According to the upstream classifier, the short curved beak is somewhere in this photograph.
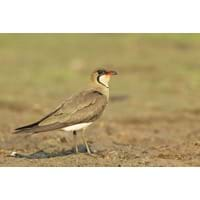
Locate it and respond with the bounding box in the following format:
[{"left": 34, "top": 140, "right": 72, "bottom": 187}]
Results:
[{"left": 107, "top": 70, "right": 118, "bottom": 76}]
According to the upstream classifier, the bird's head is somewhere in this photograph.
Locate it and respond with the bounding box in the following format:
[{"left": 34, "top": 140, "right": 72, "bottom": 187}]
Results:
[{"left": 91, "top": 69, "right": 118, "bottom": 88}]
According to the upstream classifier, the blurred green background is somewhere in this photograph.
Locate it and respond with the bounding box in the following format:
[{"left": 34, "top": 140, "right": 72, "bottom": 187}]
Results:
[{"left": 1, "top": 34, "right": 200, "bottom": 123}]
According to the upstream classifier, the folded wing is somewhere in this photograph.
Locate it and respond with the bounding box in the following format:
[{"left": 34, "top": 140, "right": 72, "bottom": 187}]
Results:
[{"left": 14, "top": 90, "right": 107, "bottom": 134}]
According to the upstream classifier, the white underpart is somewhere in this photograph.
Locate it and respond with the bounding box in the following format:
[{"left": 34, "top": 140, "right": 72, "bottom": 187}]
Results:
[
  {"left": 62, "top": 122, "right": 92, "bottom": 132},
  {"left": 99, "top": 75, "right": 110, "bottom": 87}
]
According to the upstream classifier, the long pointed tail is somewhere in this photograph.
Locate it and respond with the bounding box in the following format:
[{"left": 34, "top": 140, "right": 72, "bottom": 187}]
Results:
[{"left": 14, "top": 121, "right": 39, "bottom": 134}]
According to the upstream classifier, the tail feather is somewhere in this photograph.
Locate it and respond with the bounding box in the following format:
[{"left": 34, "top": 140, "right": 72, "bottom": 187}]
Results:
[
  {"left": 14, "top": 105, "right": 63, "bottom": 134},
  {"left": 14, "top": 121, "right": 65, "bottom": 134},
  {"left": 14, "top": 121, "right": 39, "bottom": 134}
]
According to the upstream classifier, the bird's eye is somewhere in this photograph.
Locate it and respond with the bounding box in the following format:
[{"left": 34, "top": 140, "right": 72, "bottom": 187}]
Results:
[{"left": 97, "top": 70, "right": 106, "bottom": 75}]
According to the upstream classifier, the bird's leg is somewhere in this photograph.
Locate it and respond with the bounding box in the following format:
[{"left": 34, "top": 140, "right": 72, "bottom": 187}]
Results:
[
  {"left": 73, "top": 131, "right": 79, "bottom": 153},
  {"left": 81, "top": 129, "right": 92, "bottom": 155}
]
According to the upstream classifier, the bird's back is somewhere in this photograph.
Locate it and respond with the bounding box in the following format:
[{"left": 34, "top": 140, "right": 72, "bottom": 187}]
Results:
[{"left": 14, "top": 88, "right": 108, "bottom": 134}]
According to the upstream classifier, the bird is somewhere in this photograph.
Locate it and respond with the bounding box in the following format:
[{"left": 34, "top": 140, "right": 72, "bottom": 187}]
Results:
[{"left": 14, "top": 69, "right": 118, "bottom": 155}]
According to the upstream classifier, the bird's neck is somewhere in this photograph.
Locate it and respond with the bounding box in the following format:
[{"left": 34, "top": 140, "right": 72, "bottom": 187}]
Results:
[
  {"left": 91, "top": 83, "right": 110, "bottom": 100},
  {"left": 99, "top": 86, "right": 110, "bottom": 100}
]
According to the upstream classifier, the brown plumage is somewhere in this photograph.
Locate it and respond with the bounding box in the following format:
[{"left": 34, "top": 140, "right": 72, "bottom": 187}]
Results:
[
  {"left": 15, "top": 89, "right": 107, "bottom": 134},
  {"left": 14, "top": 69, "right": 117, "bottom": 154}
]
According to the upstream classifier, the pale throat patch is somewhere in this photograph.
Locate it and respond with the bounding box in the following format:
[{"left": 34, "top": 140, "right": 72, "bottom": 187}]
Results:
[{"left": 99, "top": 75, "right": 111, "bottom": 87}]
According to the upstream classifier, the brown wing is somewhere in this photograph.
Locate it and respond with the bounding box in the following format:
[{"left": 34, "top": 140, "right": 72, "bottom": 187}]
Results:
[{"left": 15, "top": 90, "right": 107, "bottom": 134}]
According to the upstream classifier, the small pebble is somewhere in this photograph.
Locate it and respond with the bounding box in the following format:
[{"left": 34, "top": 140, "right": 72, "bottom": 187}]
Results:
[{"left": 10, "top": 151, "right": 17, "bottom": 157}]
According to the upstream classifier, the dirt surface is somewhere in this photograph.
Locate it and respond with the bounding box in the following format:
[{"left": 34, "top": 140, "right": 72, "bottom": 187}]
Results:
[{"left": 1, "top": 111, "right": 200, "bottom": 166}]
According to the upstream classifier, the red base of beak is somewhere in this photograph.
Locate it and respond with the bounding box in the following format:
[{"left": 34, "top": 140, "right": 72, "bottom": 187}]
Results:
[{"left": 107, "top": 71, "right": 118, "bottom": 76}]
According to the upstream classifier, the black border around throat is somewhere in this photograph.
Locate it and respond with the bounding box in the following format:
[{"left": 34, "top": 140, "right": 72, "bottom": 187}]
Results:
[{"left": 97, "top": 75, "right": 109, "bottom": 88}]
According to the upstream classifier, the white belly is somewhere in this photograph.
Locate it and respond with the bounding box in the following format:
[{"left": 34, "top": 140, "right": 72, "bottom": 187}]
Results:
[{"left": 62, "top": 122, "right": 92, "bottom": 132}]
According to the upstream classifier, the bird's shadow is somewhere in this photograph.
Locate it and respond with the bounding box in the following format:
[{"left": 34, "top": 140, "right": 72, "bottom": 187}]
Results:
[{"left": 10, "top": 145, "right": 89, "bottom": 159}]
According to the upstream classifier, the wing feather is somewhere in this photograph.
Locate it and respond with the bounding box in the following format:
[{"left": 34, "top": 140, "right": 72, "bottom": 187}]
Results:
[{"left": 15, "top": 89, "right": 108, "bottom": 134}]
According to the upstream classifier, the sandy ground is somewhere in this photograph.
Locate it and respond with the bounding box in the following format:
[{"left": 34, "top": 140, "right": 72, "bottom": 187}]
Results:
[{"left": 1, "top": 109, "right": 200, "bottom": 166}]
